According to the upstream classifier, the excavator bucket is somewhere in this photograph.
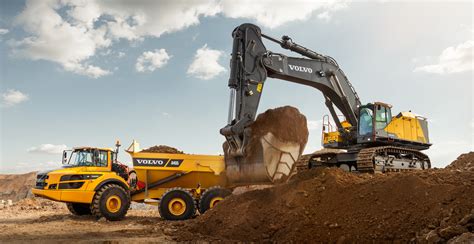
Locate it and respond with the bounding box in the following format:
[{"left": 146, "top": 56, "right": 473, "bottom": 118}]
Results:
[{"left": 225, "top": 132, "right": 303, "bottom": 185}]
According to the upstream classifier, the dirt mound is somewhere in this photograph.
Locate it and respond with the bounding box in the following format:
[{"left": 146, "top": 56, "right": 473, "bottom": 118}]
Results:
[
  {"left": 0, "top": 172, "right": 36, "bottom": 202},
  {"left": 178, "top": 166, "right": 474, "bottom": 242},
  {"left": 446, "top": 152, "right": 474, "bottom": 171},
  {"left": 141, "top": 145, "right": 183, "bottom": 154}
]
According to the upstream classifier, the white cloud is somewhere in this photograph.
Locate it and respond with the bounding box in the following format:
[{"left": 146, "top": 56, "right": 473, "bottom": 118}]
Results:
[
  {"left": 414, "top": 40, "right": 473, "bottom": 74},
  {"left": 11, "top": 0, "right": 349, "bottom": 77},
  {"left": 117, "top": 52, "right": 125, "bottom": 58},
  {"left": 27, "top": 144, "right": 68, "bottom": 154},
  {"left": 2, "top": 89, "right": 29, "bottom": 107},
  {"left": 307, "top": 120, "right": 323, "bottom": 130},
  {"left": 187, "top": 44, "right": 226, "bottom": 80},
  {"left": 0, "top": 28, "right": 9, "bottom": 35},
  {"left": 135, "top": 49, "right": 171, "bottom": 72},
  {"left": 63, "top": 63, "right": 111, "bottom": 78},
  {"left": 12, "top": 0, "right": 111, "bottom": 78},
  {"left": 220, "top": 0, "right": 349, "bottom": 28}
]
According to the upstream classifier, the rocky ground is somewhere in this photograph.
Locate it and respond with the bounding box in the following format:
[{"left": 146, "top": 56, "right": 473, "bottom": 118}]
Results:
[
  {"left": 0, "top": 152, "right": 473, "bottom": 243},
  {"left": 0, "top": 198, "right": 171, "bottom": 243}
]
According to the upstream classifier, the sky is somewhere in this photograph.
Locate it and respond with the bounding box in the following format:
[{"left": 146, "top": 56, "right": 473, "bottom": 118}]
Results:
[{"left": 0, "top": 0, "right": 472, "bottom": 173}]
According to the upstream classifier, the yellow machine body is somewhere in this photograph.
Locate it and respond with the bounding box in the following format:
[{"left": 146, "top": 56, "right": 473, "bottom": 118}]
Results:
[
  {"left": 322, "top": 120, "right": 351, "bottom": 145},
  {"left": 383, "top": 111, "right": 429, "bottom": 144},
  {"left": 322, "top": 100, "right": 430, "bottom": 148},
  {"left": 32, "top": 148, "right": 128, "bottom": 204},
  {"left": 32, "top": 143, "right": 227, "bottom": 207},
  {"left": 128, "top": 150, "right": 226, "bottom": 203}
]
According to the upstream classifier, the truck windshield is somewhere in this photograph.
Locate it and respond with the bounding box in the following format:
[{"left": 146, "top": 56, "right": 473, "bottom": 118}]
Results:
[{"left": 65, "top": 150, "right": 108, "bottom": 167}]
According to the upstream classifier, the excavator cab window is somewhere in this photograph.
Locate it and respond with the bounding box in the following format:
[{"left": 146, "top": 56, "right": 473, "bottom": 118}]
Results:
[
  {"left": 358, "top": 107, "right": 373, "bottom": 136},
  {"left": 375, "top": 104, "right": 392, "bottom": 130}
]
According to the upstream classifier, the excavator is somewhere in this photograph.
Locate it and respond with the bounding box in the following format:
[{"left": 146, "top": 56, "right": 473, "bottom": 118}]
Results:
[{"left": 220, "top": 23, "right": 432, "bottom": 184}]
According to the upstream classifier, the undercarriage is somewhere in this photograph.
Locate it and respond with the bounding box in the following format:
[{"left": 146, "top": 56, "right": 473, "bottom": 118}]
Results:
[{"left": 297, "top": 146, "right": 431, "bottom": 174}]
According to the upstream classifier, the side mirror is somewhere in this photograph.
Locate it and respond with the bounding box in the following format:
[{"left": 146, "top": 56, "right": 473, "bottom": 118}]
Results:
[{"left": 62, "top": 151, "right": 68, "bottom": 164}]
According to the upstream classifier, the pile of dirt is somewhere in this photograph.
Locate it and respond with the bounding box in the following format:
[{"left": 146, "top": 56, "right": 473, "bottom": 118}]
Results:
[
  {"left": 177, "top": 166, "right": 473, "bottom": 242},
  {"left": 0, "top": 172, "right": 36, "bottom": 202},
  {"left": 446, "top": 152, "right": 474, "bottom": 171},
  {"left": 140, "top": 145, "right": 184, "bottom": 154}
]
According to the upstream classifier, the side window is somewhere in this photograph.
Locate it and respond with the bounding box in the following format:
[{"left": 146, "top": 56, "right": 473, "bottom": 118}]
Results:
[
  {"left": 97, "top": 151, "right": 108, "bottom": 167},
  {"left": 111, "top": 152, "right": 116, "bottom": 163},
  {"left": 359, "top": 108, "right": 373, "bottom": 136},
  {"left": 375, "top": 105, "right": 388, "bottom": 130}
]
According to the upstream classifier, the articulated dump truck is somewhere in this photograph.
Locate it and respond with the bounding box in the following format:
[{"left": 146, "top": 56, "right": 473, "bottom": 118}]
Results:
[{"left": 32, "top": 141, "right": 230, "bottom": 221}]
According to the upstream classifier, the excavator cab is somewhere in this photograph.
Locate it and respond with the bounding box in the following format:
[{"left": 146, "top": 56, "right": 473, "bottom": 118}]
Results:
[{"left": 358, "top": 102, "right": 392, "bottom": 141}]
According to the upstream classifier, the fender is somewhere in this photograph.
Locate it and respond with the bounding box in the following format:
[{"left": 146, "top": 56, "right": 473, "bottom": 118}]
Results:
[{"left": 94, "top": 178, "right": 129, "bottom": 191}]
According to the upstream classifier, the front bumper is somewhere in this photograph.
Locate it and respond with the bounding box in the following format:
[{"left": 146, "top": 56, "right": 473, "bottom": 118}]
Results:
[{"left": 32, "top": 188, "right": 95, "bottom": 204}]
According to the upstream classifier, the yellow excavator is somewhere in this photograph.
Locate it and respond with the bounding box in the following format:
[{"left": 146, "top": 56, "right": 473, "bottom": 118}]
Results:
[{"left": 220, "top": 23, "right": 431, "bottom": 185}]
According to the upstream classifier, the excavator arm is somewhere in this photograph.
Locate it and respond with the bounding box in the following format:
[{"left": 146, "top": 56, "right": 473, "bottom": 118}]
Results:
[{"left": 221, "top": 23, "right": 362, "bottom": 184}]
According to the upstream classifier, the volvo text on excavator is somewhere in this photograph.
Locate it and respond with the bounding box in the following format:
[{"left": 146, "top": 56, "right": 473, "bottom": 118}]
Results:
[{"left": 220, "top": 23, "right": 431, "bottom": 184}]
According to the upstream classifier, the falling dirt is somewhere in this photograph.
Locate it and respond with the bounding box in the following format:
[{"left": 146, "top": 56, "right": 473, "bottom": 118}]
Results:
[
  {"left": 245, "top": 106, "right": 309, "bottom": 157},
  {"left": 249, "top": 106, "right": 309, "bottom": 148},
  {"left": 140, "top": 145, "right": 184, "bottom": 154},
  {"left": 223, "top": 106, "right": 309, "bottom": 183}
]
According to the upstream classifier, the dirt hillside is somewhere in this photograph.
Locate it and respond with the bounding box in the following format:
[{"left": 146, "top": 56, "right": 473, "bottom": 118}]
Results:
[
  {"left": 176, "top": 154, "right": 474, "bottom": 242},
  {"left": 446, "top": 152, "right": 474, "bottom": 171},
  {"left": 0, "top": 172, "right": 36, "bottom": 202}
]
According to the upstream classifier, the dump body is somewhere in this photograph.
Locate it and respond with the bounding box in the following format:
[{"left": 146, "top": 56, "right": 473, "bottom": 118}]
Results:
[{"left": 128, "top": 151, "right": 227, "bottom": 202}]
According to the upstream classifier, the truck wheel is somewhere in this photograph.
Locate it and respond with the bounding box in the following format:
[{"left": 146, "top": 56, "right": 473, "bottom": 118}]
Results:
[
  {"left": 91, "top": 184, "right": 130, "bottom": 221},
  {"left": 198, "top": 186, "right": 232, "bottom": 214},
  {"left": 66, "top": 203, "right": 91, "bottom": 215},
  {"left": 159, "top": 188, "right": 196, "bottom": 221}
]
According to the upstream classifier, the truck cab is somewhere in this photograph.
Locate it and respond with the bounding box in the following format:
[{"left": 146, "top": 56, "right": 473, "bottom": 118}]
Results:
[{"left": 32, "top": 145, "right": 132, "bottom": 221}]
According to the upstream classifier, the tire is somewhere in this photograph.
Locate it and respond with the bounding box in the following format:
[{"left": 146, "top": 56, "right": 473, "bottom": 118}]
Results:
[
  {"left": 66, "top": 202, "right": 91, "bottom": 215},
  {"left": 159, "top": 188, "right": 196, "bottom": 221},
  {"left": 198, "top": 186, "right": 232, "bottom": 214},
  {"left": 91, "top": 184, "right": 130, "bottom": 221}
]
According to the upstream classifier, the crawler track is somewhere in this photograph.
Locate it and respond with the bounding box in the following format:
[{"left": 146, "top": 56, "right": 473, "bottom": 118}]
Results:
[
  {"left": 356, "top": 146, "right": 431, "bottom": 173},
  {"left": 297, "top": 146, "right": 431, "bottom": 174}
]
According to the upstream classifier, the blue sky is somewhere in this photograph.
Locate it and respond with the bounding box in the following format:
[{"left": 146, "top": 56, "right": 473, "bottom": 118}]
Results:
[{"left": 0, "top": 0, "right": 472, "bottom": 173}]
